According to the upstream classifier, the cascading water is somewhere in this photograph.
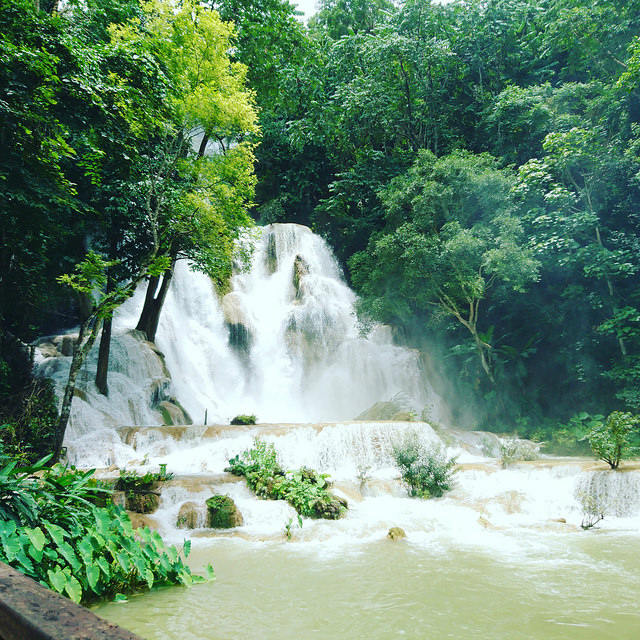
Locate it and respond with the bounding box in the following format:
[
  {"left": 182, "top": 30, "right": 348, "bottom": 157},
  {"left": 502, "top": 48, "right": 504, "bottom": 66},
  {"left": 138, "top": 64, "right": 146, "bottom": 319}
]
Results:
[
  {"left": 34, "top": 227, "right": 640, "bottom": 639},
  {"left": 142, "top": 223, "right": 440, "bottom": 424},
  {"left": 38, "top": 223, "right": 444, "bottom": 442}
]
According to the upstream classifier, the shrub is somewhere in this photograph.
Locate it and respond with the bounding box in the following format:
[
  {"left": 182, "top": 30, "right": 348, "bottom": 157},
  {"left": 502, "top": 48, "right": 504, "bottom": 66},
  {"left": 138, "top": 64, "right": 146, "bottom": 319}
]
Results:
[
  {"left": 230, "top": 414, "right": 257, "bottom": 425},
  {"left": 227, "top": 440, "right": 347, "bottom": 519},
  {"left": 114, "top": 468, "right": 174, "bottom": 493},
  {"left": 585, "top": 411, "right": 640, "bottom": 469},
  {"left": 392, "top": 433, "right": 457, "bottom": 498},
  {"left": 499, "top": 438, "right": 539, "bottom": 468},
  {"left": 575, "top": 490, "right": 606, "bottom": 530},
  {"left": 0, "top": 449, "right": 210, "bottom": 603}
]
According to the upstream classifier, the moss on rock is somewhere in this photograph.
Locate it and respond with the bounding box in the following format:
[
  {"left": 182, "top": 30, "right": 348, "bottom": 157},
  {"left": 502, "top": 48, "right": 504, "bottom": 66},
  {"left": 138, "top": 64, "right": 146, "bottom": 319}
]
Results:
[{"left": 206, "top": 495, "right": 244, "bottom": 528}]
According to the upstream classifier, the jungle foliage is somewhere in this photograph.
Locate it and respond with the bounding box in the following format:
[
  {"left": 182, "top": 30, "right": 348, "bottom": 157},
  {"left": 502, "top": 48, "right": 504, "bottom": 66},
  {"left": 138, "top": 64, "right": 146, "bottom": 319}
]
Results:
[
  {"left": 248, "top": 0, "right": 640, "bottom": 431},
  {"left": 0, "top": 447, "right": 210, "bottom": 603}
]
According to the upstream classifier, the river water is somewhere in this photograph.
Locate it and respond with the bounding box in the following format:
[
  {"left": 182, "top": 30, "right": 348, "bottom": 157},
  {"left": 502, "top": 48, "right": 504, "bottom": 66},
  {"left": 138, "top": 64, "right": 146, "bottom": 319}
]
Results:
[{"left": 34, "top": 223, "right": 640, "bottom": 638}]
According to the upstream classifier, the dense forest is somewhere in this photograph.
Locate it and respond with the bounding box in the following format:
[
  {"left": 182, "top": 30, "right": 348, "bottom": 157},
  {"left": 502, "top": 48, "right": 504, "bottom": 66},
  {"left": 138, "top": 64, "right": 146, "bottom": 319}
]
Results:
[{"left": 2, "top": 0, "right": 640, "bottom": 457}]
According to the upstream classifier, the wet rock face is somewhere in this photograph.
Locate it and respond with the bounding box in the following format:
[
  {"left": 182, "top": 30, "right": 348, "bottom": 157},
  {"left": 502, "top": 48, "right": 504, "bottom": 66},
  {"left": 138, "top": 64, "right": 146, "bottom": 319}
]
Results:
[
  {"left": 177, "top": 501, "right": 202, "bottom": 529},
  {"left": 222, "top": 292, "right": 253, "bottom": 353},
  {"left": 292, "top": 254, "right": 309, "bottom": 301},
  {"left": 126, "top": 492, "right": 160, "bottom": 514},
  {"left": 356, "top": 400, "right": 406, "bottom": 421},
  {"left": 266, "top": 232, "right": 278, "bottom": 274},
  {"left": 206, "top": 495, "right": 244, "bottom": 528},
  {"left": 387, "top": 527, "right": 406, "bottom": 541},
  {"left": 158, "top": 399, "right": 192, "bottom": 426}
]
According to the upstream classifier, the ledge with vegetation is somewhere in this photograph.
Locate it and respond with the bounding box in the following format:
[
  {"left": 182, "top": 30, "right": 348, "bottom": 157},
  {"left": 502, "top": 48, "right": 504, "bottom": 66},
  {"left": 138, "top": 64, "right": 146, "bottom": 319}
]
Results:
[{"left": 226, "top": 440, "right": 347, "bottom": 520}]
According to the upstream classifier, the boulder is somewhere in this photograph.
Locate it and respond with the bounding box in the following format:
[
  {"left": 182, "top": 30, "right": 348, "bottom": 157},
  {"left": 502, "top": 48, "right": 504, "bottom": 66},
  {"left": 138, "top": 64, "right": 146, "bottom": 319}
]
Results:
[
  {"left": 37, "top": 342, "right": 59, "bottom": 359},
  {"left": 222, "top": 293, "right": 253, "bottom": 352},
  {"left": 314, "top": 494, "right": 348, "bottom": 520},
  {"left": 112, "top": 491, "right": 127, "bottom": 508},
  {"left": 206, "top": 495, "right": 244, "bottom": 528},
  {"left": 356, "top": 400, "right": 404, "bottom": 421},
  {"left": 158, "top": 400, "right": 192, "bottom": 426},
  {"left": 126, "top": 492, "right": 160, "bottom": 514},
  {"left": 292, "top": 255, "right": 309, "bottom": 300},
  {"left": 177, "top": 501, "right": 203, "bottom": 529},
  {"left": 266, "top": 231, "right": 278, "bottom": 274},
  {"left": 60, "top": 335, "right": 76, "bottom": 357},
  {"left": 387, "top": 527, "right": 406, "bottom": 541}
]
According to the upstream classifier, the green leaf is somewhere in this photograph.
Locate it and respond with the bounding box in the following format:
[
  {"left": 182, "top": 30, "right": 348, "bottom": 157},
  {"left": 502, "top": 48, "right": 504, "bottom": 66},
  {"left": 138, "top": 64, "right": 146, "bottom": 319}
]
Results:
[
  {"left": 43, "top": 522, "right": 66, "bottom": 547},
  {"left": 86, "top": 563, "right": 100, "bottom": 590},
  {"left": 144, "top": 568, "right": 154, "bottom": 589},
  {"left": 114, "top": 593, "right": 128, "bottom": 602},
  {"left": 65, "top": 575, "right": 82, "bottom": 603},
  {"left": 96, "top": 556, "right": 111, "bottom": 578},
  {"left": 25, "top": 527, "right": 46, "bottom": 552},
  {"left": 48, "top": 568, "right": 67, "bottom": 594},
  {"left": 57, "top": 541, "right": 81, "bottom": 571},
  {"left": 116, "top": 552, "right": 131, "bottom": 574},
  {"left": 206, "top": 564, "right": 215, "bottom": 581},
  {"left": 183, "top": 539, "right": 191, "bottom": 557},
  {"left": 77, "top": 536, "right": 94, "bottom": 563}
]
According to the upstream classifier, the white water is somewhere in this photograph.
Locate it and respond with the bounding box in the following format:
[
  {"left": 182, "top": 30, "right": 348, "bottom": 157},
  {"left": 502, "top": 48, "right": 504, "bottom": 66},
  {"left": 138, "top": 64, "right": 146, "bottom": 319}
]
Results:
[
  {"left": 33, "top": 223, "right": 640, "bottom": 637},
  {"left": 83, "top": 420, "right": 640, "bottom": 552},
  {"left": 143, "top": 223, "right": 438, "bottom": 424},
  {"left": 38, "top": 223, "right": 443, "bottom": 440}
]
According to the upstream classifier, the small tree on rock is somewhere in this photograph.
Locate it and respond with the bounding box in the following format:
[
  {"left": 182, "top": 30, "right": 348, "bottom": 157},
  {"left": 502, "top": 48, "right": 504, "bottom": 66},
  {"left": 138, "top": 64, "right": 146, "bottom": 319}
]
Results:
[{"left": 586, "top": 411, "right": 640, "bottom": 469}]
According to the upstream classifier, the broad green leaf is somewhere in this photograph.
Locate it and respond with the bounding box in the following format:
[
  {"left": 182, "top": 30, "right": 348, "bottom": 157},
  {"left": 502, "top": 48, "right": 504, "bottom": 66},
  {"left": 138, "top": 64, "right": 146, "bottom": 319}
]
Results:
[
  {"left": 57, "top": 541, "right": 81, "bottom": 571},
  {"left": 116, "top": 552, "right": 131, "bottom": 574},
  {"left": 86, "top": 563, "right": 100, "bottom": 590},
  {"left": 144, "top": 568, "right": 154, "bottom": 589},
  {"left": 25, "top": 527, "right": 46, "bottom": 552},
  {"left": 96, "top": 556, "right": 111, "bottom": 578},
  {"left": 43, "top": 522, "right": 66, "bottom": 547},
  {"left": 65, "top": 575, "right": 82, "bottom": 603},
  {"left": 48, "top": 568, "right": 67, "bottom": 593},
  {"left": 77, "top": 536, "right": 94, "bottom": 563}
]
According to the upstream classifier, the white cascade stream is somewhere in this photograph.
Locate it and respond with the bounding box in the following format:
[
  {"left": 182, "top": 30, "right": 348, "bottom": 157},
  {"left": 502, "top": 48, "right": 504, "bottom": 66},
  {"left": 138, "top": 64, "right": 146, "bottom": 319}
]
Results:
[
  {"left": 34, "top": 223, "right": 640, "bottom": 557},
  {"left": 37, "top": 223, "right": 443, "bottom": 440}
]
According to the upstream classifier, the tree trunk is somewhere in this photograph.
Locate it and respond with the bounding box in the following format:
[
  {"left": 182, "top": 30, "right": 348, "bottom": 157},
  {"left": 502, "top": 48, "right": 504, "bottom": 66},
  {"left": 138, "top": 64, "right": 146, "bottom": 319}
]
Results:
[
  {"left": 198, "top": 133, "right": 210, "bottom": 158},
  {"left": 135, "top": 260, "right": 175, "bottom": 342},
  {"left": 473, "top": 332, "right": 495, "bottom": 385},
  {"left": 53, "top": 316, "right": 102, "bottom": 461},
  {"left": 95, "top": 273, "right": 114, "bottom": 396},
  {"left": 95, "top": 317, "right": 112, "bottom": 396}
]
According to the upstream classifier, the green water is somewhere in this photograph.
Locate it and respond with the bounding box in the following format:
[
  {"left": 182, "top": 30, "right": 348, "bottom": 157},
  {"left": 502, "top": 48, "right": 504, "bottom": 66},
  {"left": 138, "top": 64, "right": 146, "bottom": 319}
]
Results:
[{"left": 94, "top": 534, "right": 640, "bottom": 639}]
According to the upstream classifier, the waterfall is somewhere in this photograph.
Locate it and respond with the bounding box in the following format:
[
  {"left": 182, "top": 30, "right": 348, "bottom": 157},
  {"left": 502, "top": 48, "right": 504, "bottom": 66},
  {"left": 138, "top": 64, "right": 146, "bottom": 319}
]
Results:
[
  {"left": 145, "top": 223, "right": 441, "bottom": 424},
  {"left": 36, "top": 223, "right": 445, "bottom": 439}
]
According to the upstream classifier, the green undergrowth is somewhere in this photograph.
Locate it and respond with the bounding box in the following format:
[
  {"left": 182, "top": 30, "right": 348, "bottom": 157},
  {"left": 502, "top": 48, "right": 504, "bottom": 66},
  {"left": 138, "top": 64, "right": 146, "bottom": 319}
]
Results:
[
  {"left": 392, "top": 433, "right": 457, "bottom": 498},
  {"left": 114, "top": 468, "right": 174, "bottom": 494},
  {"left": 230, "top": 414, "right": 257, "bottom": 425},
  {"left": 0, "top": 448, "right": 212, "bottom": 603},
  {"left": 226, "top": 440, "right": 347, "bottom": 519}
]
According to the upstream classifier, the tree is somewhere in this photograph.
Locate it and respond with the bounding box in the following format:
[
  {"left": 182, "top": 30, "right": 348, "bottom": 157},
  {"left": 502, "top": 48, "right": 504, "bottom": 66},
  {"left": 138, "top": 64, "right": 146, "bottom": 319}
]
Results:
[
  {"left": 586, "top": 411, "right": 640, "bottom": 469},
  {"left": 350, "top": 151, "right": 539, "bottom": 383},
  {"left": 110, "top": 0, "right": 258, "bottom": 343}
]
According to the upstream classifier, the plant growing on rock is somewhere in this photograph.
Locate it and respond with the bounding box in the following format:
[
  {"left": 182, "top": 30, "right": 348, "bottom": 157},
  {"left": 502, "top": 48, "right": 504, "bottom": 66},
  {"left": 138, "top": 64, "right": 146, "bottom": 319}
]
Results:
[
  {"left": 499, "top": 438, "right": 539, "bottom": 468},
  {"left": 231, "top": 414, "right": 257, "bottom": 425},
  {"left": 392, "top": 433, "right": 457, "bottom": 498},
  {"left": 585, "top": 411, "right": 640, "bottom": 469},
  {"left": 576, "top": 490, "right": 606, "bottom": 530},
  {"left": 114, "top": 468, "right": 174, "bottom": 493},
  {"left": 227, "top": 440, "right": 347, "bottom": 519}
]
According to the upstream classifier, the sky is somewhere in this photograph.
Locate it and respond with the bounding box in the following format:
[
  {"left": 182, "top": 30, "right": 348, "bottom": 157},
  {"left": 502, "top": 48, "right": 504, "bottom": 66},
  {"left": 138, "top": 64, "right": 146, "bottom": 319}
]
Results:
[{"left": 294, "top": 0, "right": 319, "bottom": 21}]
